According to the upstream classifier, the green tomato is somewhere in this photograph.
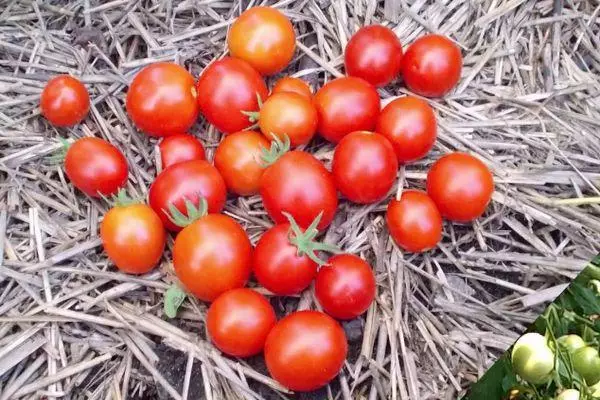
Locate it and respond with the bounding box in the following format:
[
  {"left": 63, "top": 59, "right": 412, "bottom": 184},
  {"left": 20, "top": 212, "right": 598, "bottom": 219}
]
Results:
[
  {"left": 557, "top": 335, "right": 586, "bottom": 354},
  {"left": 556, "top": 389, "right": 580, "bottom": 400},
  {"left": 511, "top": 333, "right": 555, "bottom": 385},
  {"left": 572, "top": 346, "right": 600, "bottom": 385}
]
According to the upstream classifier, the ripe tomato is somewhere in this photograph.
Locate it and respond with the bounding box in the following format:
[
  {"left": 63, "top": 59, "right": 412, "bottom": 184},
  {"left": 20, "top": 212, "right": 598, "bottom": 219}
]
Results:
[
  {"left": 196, "top": 57, "right": 268, "bottom": 134},
  {"left": 264, "top": 310, "right": 347, "bottom": 391},
  {"left": 149, "top": 160, "right": 227, "bottom": 231},
  {"left": 126, "top": 63, "right": 198, "bottom": 137},
  {"left": 401, "top": 34, "right": 462, "bottom": 97},
  {"left": 313, "top": 77, "right": 380, "bottom": 143},
  {"left": 426, "top": 152, "right": 494, "bottom": 222},
  {"left": 332, "top": 131, "right": 398, "bottom": 204},
  {"left": 376, "top": 96, "right": 437, "bottom": 163},
  {"left": 228, "top": 7, "right": 295, "bottom": 76},
  {"left": 272, "top": 76, "right": 312, "bottom": 100},
  {"left": 315, "top": 254, "right": 375, "bottom": 320},
  {"left": 345, "top": 25, "right": 403, "bottom": 87},
  {"left": 386, "top": 190, "right": 442, "bottom": 252},
  {"left": 207, "top": 288, "right": 276, "bottom": 357},
  {"left": 64, "top": 137, "right": 128, "bottom": 197},
  {"left": 158, "top": 134, "right": 205, "bottom": 169},
  {"left": 173, "top": 214, "right": 252, "bottom": 302},
  {"left": 40, "top": 75, "right": 89, "bottom": 127},
  {"left": 214, "top": 131, "right": 269, "bottom": 196},
  {"left": 257, "top": 92, "right": 317, "bottom": 147}
]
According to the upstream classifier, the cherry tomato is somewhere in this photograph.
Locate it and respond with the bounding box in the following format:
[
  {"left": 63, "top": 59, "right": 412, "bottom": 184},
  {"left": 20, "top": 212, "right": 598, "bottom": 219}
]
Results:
[
  {"left": 258, "top": 92, "right": 317, "bottom": 147},
  {"left": 376, "top": 96, "right": 436, "bottom": 163},
  {"left": 314, "top": 77, "right": 380, "bottom": 143},
  {"left": 228, "top": 7, "right": 295, "bottom": 76},
  {"left": 207, "top": 288, "right": 276, "bottom": 357},
  {"left": 264, "top": 310, "right": 347, "bottom": 391},
  {"left": 214, "top": 131, "right": 269, "bottom": 196},
  {"left": 272, "top": 76, "right": 312, "bottom": 100},
  {"left": 386, "top": 190, "right": 442, "bottom": 252},
  {"left": 332, "top": 131, "right": 397, "bottom": 204},
  {"left": 345, "top": 25, "right": 403, "bottom": 87},
  {"left": 126, "top": 63, "right": 198, "bottom": 137},
  {"left": 196, "top": 57, "right": 268, "bottom": 134},
  {"left": 173, "top": 214, "right": 252, "bottom": 302},
  {"left": 573, "top": 347, "right": 600, "bottom": 385},
  {"left": 41, "top": 75, "right": 89, "bottom": 127},
  {"left": 158, "top": 134, "right": 205, "bottom": 169},
  {"left": 426, "top": 152, "right": 494, "bottom": 222},
  {"left": 401, "top": 34, "right": 462, "bottom": 98},
  {"left": 64, "top": 137, "right": 128, "bottom": 197}
]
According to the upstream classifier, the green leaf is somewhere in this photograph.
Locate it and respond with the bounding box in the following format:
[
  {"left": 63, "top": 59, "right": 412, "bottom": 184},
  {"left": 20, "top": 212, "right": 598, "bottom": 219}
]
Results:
[{"left": 164, "top": 284, "right": 186, "bottom": 318}]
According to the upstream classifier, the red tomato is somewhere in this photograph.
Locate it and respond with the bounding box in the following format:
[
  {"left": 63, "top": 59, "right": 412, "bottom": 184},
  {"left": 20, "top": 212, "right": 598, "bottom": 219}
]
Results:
[
  {"left": 315, "top": 254, "right": 375, "bottom": 320},
  {"left": 426, "top": 153, "right": 494, "bottom": 222},
  {"left": 196, "top": 57, "right": 268, "bottom": 134},
  {"left": 64, "top": 137, "right": 128, "bottom": 197},
  {"left": 345, "top": 25, "right": 403, "bottom": 87},
  {"left": 158, "top": 134, "right": 205, "bottom": 169},
  {"left": 207, "top": 288, "right": 276, "bottom": 357},
  {"left": 173, "top": 214, "right": 252, "bottom": 302},
  {"left": 258, "top": 92, "right": 317, "bottom": 147},
  {"left": 41, "top": 75, "right": 89, "bottom": 127},
  {"left": 386, "top": 190, "right": 442, "bottom": 252},
  {"left": 313, "top": 77, "right": 380, "bottom": 143},
  {"left": 332, "top": 131, "right": 398, "bottom": 204},
  {"left": 149, "top": 160, "right": 227, "bottom": 231},
  {"left": 126, "top": 63, "right": 198, "bottom": 137},
  {"left": 228, "top": 7, "right": 295, "bottom": 76},
  {"left": 401, "top": 34, "right": 462, "bottom": 97},
  {"left": 376, "top": 96, "right": 437, "bottom": 163},
  {"left": 272, "top": 77, "right": 312, "bottom": 100},
  {"left": 264, "top": 310, "right": 347, "bottom": 391}
]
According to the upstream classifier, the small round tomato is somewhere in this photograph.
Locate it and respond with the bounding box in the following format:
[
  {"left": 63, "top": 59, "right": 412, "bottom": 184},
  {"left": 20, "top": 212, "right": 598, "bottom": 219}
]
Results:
[
  {"left": 228, "top": 7, "right": 295, "bottom": 76},
  {"left": 314, "top": 77, "right": 380, "bottom": 143},
  {"left": 65, "top": 137, "right": 128, "bottom": 197},
  {"left": 258, "top": 92, "right": 317, "bottom": 147},
  {"left": 401, "top": 34, "right": 462, "bottom": 97},
  {"left": 511, "top": 333, "right": 554, "bottom": 385},
  {"left": 265, "top": 310, "right": 347, "bottom": 392},
  {"left": 572, "top": 347, "right": 600, "bottom": 385},
  {"left": 126, "top": 63, "right": 198, "bottom": 137},
  {"left": 207, "top": 288, "right": 276, "bottom": 357},
  {"left": 173, "top": 214, "right": 252, "bottom": 302},
  {"left": 196, "top": 57, "right": 268, "bottom": 134},
  {"left": 345, "top": 25, "right": 403, "bottom": 87},
  {"left": 272, "top": 77, "right": 312, "bottom": 100},
  {"left": 41, "top": 75, "right": 89, "bottom": 127},
  {"left": 332, "top": 131, "right": 398, "bottom": 204},
  {"left": 158, "top": 134, "right": 205, "bottom": 169},
  {"left": 214, "top": 131, "right": 269, "bottom": 196},
  {"left": 376, "top": 96, "right": 437, "bottom": 163},
  {"left": 426, "top": 152, "right": 494, "bottom": 222},
  {"left": 386, "top": 190, "right": 442, "bottom": 252}
]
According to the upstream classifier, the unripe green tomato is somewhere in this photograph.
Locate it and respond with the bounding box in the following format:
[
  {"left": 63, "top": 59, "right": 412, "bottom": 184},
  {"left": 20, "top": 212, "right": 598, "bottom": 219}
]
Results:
[
  {"left": 511, "top": 333, "right": 555, "bottom": 385},
  {"left": 556, "top": 389, "right": 580, "bottom": 400},
  {"left": 572, "top": 346, "right": 600, "bottom": 385},
  {"left": 557, "top": 335, "right": 586, "bottom": 354}
]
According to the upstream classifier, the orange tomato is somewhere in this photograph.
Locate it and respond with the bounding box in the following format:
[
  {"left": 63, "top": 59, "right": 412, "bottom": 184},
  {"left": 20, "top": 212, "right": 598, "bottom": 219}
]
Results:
[
  {"left": 272, "top": 77, "right": 312, "bottom": 100},
  {"left": 258, "top": 92, "right": 317, "bottom": 147}
]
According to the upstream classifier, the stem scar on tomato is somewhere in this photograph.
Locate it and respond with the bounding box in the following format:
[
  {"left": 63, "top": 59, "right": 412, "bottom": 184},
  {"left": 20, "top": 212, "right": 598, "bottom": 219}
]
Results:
[
  {"left": 163, "top": 197, "right": 209, "bottom": 228},
  {"left": 282, "top": 211, "right": 341, "bottom": 265}
]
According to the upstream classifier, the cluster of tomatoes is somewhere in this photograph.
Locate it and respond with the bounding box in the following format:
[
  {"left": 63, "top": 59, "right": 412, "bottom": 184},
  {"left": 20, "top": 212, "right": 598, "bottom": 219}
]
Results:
[{"left": 40, "top": 6, "right": 494, "bottom": 393}]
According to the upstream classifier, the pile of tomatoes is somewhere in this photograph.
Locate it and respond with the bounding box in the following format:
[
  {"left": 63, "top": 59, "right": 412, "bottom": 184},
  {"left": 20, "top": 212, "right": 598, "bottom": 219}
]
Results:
[{"left": 41, "top": 6, "right": 494, "bottom": 393}]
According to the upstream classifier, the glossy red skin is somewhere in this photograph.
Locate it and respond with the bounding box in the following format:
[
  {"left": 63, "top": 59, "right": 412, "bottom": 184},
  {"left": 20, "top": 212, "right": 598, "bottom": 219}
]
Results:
[
  {"left": 315, "top": 254, "right": 376, "bottom": 320},
  {"left": 207, "top": 288, "right": 276, "bottom": 357},
  {"left": 426, "top": 153, "right": 494, "bottom": 222},
  {"left": 65, "top": 137, "right": 128, "bottom": 197},
  {"left": 332, "top": 131, "right": 398, "bottom": 204},
  {"left": 313, "top": 77, "right": 380, "bottom": 143},
  {"left": 159, "top": 134, "right": 205, "bottom": 169},
  {"left": 345, "top": 25, "right": 403, "bottom": 87},
  {"left": 196, "top": 57, "right": 268, "bottom": 134},
  {"left": 401, "top": 35, "right": 462, "bottom": 98},
  {"left": 386, "top": 190, "right": 442, "bottom": 252},
  {"left": 272, "top": 77, "right": 312, "bottom": 101},
  {"left": 260, "top": 151, "right": 338, "bottom": 231},
  {"left": 126, "top": 63, "right": 198, "bottom": 137},
  {"left": 41, "top": 75, "right": 89, "bottom": 127},
  {"left": 149, "top": 160, "right": 227, "bottom": 231},
  {"left": 259, "top": 92, "right": 318, "bottom": 147},
  {"left": 376, "top": 96, "right": 437, "bottom": 163},
  {"left": 252, "top": 223, "right": 318, "bottom": 295},
  {"left": 264, "top": 310, "right": 348, "bottom": 392}
]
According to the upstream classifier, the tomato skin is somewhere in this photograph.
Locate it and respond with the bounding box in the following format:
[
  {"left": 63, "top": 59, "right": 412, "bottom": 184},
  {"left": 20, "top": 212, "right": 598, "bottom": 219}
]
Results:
[
  {"left": 376, "top": 96, "right": 437, "bottom": 163},
  {"left": 173, "top": 214, "right": 252, "bottom": 302},
  {"left": 228, "top": 7, "right": 295, "bottom": 76},
  {"left": 572, "top": 346, "right": 600, "bottom": 385},
  {"left": 101, "top": 204, "right": 166, "bottom": 274},
  {"left": 41, "top": 75, "right": 90, "bottom": 127},
  {"left": 386, "top": 190, "right": 442, "bottom": 252},
  {"left": 314, "top": 77, "right": 380, "bottom": 143},
  {"left": 315, "top": 254, "right": 375, "bottom": 320},
  {"left": 158, "top": 134, "right": 205, "bottom": 169},
  {"left": 265, "top": 310, "right": 347, "bottom": 391},
  {"left": 272, "top": 77, "right": 312, "bottom": 100},
  {"left": 207, "top": 288, "right": 276, "bottom": 357},
  {"left": 126, "top": 63, "right": 198, "bottom": 137},
  {"left": 332, "top": 131, "right": 398, "bottom": 204},
  {"left": 345, "top": 25, "right": 403, "bottom": 87},
  {"left": 426, "top": 152, "right": 494, "bottom": 222},
  {"left": 401, "top": 34, "right": 462, "bottom": 98},
  {"left": 259, "top": 92, "right": 317, "bottom": 147}
]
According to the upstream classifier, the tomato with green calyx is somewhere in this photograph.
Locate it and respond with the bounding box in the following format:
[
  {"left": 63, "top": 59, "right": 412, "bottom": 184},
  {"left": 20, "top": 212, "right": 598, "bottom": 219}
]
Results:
[
  {"left": 41, "top": 75, "right": 89, "bottom": 127},
  {"left": 158, "top": 134, "right": 205, "bottom": 169},
  {"left": 272, "top": 77, "right": 312, "bottom": 101},
  {"left": 557, "top": 334, "right": 585, "bottom": 354},
  {"left": 572, "top": 346, "right": 600, "bottom": 385},
  {"left": 511, "top": 333, "right": 555, "bottom": 385}
]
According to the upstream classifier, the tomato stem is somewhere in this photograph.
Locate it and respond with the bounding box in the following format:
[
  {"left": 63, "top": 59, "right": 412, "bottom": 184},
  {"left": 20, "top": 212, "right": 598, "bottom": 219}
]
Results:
[
  {"left": 47, "top": 137, "right": 71, "bottom": 165},
  {"left": 163, "top": 197, "right": 208, "bottom": 228},
  {"left": 260, "top": 133, "right": 290, "bottom": 167},
  {"left": 241, "top": 92, "right": 265, "bottom": 123},
  {"left": 282, "top": 211, "right": 341, "bottom": 266}
]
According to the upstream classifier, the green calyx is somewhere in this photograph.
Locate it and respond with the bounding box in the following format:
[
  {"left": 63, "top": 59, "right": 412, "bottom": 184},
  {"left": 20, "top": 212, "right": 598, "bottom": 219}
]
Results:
[
  {"left": 260, "top": 133, "right": 290, "bottom": 167},
  {"left": 48, "top": 137, "right": 71, "bottom": 165},
  {"left": 283, "top": 211, "right": 341, "bottom": 266},
  {"left": 240, "top": 92, "right": 264, "bottom": 123},
  {"left": 163, "top": 197, "right": 208, "bottom": 228},
  {"left": 99, "top": 188, "right": 138, "bottom": 207}
]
